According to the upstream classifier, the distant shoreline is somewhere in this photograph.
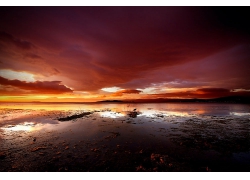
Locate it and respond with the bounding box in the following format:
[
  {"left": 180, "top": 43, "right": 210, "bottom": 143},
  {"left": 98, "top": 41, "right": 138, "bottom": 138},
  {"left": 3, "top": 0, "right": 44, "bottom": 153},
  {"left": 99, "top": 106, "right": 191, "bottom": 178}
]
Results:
[{"left": 0, "top": 96, "right": 250, "bottom": 104}]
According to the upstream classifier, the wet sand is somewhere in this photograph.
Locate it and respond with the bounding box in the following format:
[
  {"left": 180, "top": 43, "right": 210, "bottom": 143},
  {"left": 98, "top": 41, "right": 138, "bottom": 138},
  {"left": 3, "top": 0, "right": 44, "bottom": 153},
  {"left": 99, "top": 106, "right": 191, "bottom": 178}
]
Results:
[{"left": 0, "top": 103, "right": 250, "bottom": 172}]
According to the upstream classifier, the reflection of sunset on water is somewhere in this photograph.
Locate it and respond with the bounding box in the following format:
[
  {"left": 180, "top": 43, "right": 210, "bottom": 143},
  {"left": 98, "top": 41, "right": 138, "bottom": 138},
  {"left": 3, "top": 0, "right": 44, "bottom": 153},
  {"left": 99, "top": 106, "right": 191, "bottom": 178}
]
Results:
[
  {"left": 0, "top": 6, "right": 250, "bottom": 172},
  {"left": 2, "top": 122, "right": 37, "bottom": 132},
  {"left": 0, "top": 102, "right": 250, "bottom": 172},
  {"left": 98, "top": 111, "right": 124, "bottom": 118},
  {"left": 230, "top": 112, "right": 250, "bottom": 116}
]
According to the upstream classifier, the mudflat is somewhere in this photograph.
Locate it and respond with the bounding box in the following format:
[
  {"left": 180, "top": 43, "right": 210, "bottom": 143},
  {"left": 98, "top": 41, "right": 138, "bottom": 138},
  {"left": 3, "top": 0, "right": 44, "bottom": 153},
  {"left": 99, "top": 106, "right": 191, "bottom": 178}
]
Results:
[{"left": 0, "top": 103, "right": 249, "bottom": 172}]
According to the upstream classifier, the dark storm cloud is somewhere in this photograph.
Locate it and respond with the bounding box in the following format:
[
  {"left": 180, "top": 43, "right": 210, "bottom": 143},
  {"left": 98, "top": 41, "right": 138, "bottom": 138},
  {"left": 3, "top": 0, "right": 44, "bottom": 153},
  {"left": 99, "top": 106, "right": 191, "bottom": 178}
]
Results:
[
  {"left": 0, "top": 7, "right": 249, "bottom": 94},
  {"left": 120, "top": 44, "right": 250, "bottom": 90},
  {"left": 147, "top": 88, "right": 250, "bottom": 99},
  {"left": 0, "top": 31, "right": 35, "bottom": 50}
]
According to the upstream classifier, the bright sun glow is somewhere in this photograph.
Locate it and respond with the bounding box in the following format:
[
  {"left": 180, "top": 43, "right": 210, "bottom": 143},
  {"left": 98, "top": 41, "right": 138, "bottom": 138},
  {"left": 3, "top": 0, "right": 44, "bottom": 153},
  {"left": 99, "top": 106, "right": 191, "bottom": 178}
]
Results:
[
  {"left": 137, "top": 110, "right": 190, "bottom": 117},
  {"left": 230, "top": 112, "right": 250, "bottom": 116},
  {"left": 0, "top": 69, "right": 35, "bottom": 82},
  {"left": 101, "top": 87, "right": 123, "bottom": 92},
  {"left": 98, "top": 111, "right": 124, "bottom": 118},
  {"left": 2, "top": 122, "right": 35, "bottom": 132}
]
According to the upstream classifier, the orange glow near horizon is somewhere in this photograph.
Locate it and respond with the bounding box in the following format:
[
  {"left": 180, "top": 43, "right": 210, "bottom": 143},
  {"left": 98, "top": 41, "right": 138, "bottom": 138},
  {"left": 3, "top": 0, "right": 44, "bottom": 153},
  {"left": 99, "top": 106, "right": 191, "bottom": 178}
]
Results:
[
  {"left": 1, "top": 86, "right": 250, "bottom": 103},
  {"left": 0, "top": 7, "right": 250, "bottom": 103},
  {"left": 1, "top": 68, "right": 249, "bottom": 102}
]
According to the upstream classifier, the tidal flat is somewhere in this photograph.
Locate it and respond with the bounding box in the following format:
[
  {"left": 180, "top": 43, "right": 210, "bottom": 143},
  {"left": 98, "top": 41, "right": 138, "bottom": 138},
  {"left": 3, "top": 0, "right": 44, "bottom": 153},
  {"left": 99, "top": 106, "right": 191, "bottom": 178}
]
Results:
[{"left": 0, "top": 102, "right": 249, "bottom": 172}]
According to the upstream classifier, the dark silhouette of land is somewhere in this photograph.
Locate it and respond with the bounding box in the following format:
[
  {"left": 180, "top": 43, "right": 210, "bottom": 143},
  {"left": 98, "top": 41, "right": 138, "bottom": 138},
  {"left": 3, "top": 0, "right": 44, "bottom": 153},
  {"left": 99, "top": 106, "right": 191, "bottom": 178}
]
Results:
[{"left": 99, "top": 96, "right": 250, "bottom": 104}]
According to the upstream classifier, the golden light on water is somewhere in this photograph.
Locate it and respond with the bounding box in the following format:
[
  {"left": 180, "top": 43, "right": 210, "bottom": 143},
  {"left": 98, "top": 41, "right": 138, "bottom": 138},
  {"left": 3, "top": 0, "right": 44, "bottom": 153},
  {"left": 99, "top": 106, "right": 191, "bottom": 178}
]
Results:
[
  {"left": 2, "top": 122, "right": 36, "bottom": 132},
  {"left": 137, "top": 111, "right": 191, "bottom": 117},
  {"left": 99, "top": 111, "right": 125, "bottom": 118},
  {"left": 230, "top": 112, "right": 250, "bottom": 116}
]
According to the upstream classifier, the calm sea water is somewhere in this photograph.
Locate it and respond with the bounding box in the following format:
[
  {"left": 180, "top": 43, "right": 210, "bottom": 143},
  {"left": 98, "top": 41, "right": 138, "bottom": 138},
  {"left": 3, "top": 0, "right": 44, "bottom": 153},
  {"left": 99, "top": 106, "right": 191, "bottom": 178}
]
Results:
[
  {"left": 1, "top": 102, "right": 250, "bottom": 115},
  {"left": 0, "top": 102, "right": 249, "bottom": 171}
]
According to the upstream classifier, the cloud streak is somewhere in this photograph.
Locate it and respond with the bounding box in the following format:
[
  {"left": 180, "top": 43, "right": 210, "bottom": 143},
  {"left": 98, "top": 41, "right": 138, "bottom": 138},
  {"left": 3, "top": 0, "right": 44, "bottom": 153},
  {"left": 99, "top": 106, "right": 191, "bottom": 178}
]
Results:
[
  {"left": 145, "top": 88, "right": 250, "bottom": 99},
  {"left": 111, "top": 89, "right": 142, "bottom": 97},
  {"left": 0, "top": 31, "right": 35, "bottom": 50},
  {"left": 0, "top": 7, "right": 249, "bottom": 101},
  {"left": 0, "top": 76, "right": 72, "bottom": 94}
]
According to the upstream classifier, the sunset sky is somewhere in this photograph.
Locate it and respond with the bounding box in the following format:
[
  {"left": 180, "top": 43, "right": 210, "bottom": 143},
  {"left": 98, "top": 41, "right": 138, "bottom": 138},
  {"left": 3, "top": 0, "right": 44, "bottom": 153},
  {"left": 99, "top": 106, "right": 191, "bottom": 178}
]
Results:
[{"left": 0, "top": 6, "right": 250, "bottom": 102}]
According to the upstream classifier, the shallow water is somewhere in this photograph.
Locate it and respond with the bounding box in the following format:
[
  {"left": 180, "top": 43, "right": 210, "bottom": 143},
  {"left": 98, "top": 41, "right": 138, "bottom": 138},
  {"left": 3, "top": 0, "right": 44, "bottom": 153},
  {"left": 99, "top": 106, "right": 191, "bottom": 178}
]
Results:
[{"left": 0, "top": 102, "right": 249, "bottom": 171}]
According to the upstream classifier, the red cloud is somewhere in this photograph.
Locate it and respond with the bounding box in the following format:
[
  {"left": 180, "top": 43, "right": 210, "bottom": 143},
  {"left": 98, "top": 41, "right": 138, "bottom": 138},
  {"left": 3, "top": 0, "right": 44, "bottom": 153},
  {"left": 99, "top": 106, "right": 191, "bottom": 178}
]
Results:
[
  {"left": 119, "top": 89, "right": 142, "bottom": 94},
  {"left": 0, "top": 31, "right": 35, "bottom": 50},
  {"left": 0, "top": 76, "right": 72, "bottom": 94},
  {"left": 111, "top": 89, "right": 141, "bottom": 97},
  {"left": 196, "top": 88, "right": 230, "bottom": 94},
  {"left": 0, "top": 7, "right": 249, "bottom": 95},
  {"left": 24, "top": 53, "right": 42, "bottom": 59},
  {"left": 145, "top": 88, "right": 250, "bottom": 99}
]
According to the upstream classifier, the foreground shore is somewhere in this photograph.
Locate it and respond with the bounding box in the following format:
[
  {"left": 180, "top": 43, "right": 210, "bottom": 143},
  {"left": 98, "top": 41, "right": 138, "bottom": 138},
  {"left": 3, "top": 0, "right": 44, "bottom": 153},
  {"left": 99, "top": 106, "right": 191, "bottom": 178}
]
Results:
[{"left": 0, "top": 103, "right": 249, "bottom": 172}]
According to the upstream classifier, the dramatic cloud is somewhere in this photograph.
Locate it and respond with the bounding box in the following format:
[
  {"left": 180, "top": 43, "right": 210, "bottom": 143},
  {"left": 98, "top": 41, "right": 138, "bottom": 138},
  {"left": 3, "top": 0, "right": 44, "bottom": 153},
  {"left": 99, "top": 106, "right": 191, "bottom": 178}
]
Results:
[
  {"left": 0, "top": 31, "right": 35, "bottom": 50},
  {"left": 0, "top": 7, "right": 249, "bottom": 101},
  {"left": 0, "top": 76, "right": 72, "bottom": 94},
  {"left": 145, "top": 88, "right": 250, "bottom": 99}
]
